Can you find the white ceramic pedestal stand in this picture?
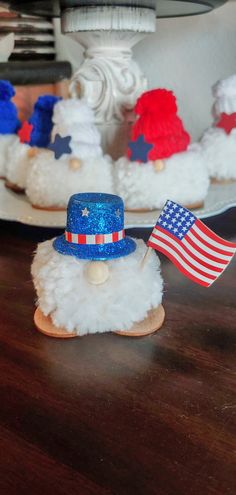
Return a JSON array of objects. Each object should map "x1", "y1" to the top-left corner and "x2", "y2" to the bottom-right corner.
[{"x1": 61, "y1": 6, "x2": 156, "y2": 158}]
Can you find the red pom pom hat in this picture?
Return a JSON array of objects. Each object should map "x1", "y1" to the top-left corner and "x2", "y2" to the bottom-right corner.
[{"x1": 128, "y1": 89, "x2": 190, "y2": 161}]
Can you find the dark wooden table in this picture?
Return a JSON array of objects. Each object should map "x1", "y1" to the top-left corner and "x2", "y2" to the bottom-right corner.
[{"x1": 0, "y1": 211, "x2": 235, "y2": 495}]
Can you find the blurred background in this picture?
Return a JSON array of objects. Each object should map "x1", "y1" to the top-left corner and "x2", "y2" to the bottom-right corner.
[{"x1": 54, "y1": 0, "x2": 236, "y2": 141}]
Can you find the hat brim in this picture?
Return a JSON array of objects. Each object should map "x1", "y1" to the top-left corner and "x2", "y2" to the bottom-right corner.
[{"x1": 53, "y1": 234, "x2": 136, "y2": 260}]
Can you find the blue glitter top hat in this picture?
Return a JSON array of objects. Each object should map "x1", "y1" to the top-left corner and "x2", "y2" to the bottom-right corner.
[
  {"x1": 53, "y1": 193, "x2": 136, "y2": 260},
  {"x1": 0, "y1": 80, "x2": 20, "y2": 134},
  {"x1": 28, "y1": 95, "x2": 61, "y2": 147}
]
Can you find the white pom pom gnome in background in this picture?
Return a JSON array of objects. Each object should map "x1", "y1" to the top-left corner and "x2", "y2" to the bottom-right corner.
[
  {"x1": 201, "y1": 74, "x2": 236, "y2": 183},
  {"x1": 115, "y1": 89, "x2": 209, "y2": 211},
  {"x1": 32, "y1": 193, "x2": 165, "y2": 338},
  {"x1": 26, "y1": 99, "x2": 114, "y2": 211},
  {"x1": 0, "y1": 80, "x2": 20, "y2": 180},
  {"x1": 5, "y1": 95, "x2": 60, "y2": 193}
]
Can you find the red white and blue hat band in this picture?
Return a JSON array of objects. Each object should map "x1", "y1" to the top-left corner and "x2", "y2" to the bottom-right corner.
[{"x1": 65, "y1": 229, "x2": 125, "y2": 245}]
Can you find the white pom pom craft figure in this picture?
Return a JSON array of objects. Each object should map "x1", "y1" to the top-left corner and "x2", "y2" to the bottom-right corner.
[
  {"x1": 26, "y1": 99, "x2": 114, "y2": 211},
  {"x1": 115, "y1": 89, "x2": 209, "y2": 211},
  {"x1": 201, "y1": 74, "x2": 236, "y2": 183},
  {"x1": 32, "y1": 193, "x2": 165, "y2": 338},
  {"x1": 5, "y1": 95, "x2": 60, "y2": 193}
]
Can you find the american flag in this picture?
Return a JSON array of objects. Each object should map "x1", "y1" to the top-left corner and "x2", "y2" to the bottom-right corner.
[{"x1": 147, "y1": 200, "x2": 236, "y2": 287}]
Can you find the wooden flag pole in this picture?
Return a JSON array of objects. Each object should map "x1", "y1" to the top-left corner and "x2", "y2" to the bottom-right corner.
[{"x1": 141, "y1": 246, "x2": 153, "y2": 269}]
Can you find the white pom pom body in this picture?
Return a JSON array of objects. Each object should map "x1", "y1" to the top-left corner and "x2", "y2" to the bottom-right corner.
[
  {"x1": 114, "y1": 148, "x2": 209, "y2": 210},
  {"x1": 31, "y1": 238, "x2": 163, "y2": 335},
  {"x1": 201, "y1": 127, "x2": 236, "y2": 181},
  {"x1": 26, "y1": 151, "x2": 114, "y2": 208},
  {"x1": 0, "y1": 134, "x2": 18, "y2": 178},
  {"x1": 6, "y1": 138, "x2": 32, "y2": 189}
]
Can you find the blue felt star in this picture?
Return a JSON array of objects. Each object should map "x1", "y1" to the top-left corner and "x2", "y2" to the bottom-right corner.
[
  {"x1": 128, "y1": 134, "x2": 153, "y2": 163},
  {"x1": 48, "y1": 134, "x2": 72, "y2": 160}
]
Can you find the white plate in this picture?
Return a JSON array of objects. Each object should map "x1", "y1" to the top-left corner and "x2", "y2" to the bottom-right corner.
[{"x1": 0, "y1": 180, "x2": 236, "y2": 229}]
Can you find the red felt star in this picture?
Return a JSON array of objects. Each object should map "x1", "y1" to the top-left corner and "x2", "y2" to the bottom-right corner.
[
  {"x1": 18, "y1": 121, "x2": 33, "y2": 143},
  {"x1": 216, "y1": 112, "x2": 236, "y2": 134}
]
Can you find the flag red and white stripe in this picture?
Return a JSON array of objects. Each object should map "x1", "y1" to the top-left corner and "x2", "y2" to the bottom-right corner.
[{"x1": 147, "y1": 201, "x2": 236, "y2": 287}]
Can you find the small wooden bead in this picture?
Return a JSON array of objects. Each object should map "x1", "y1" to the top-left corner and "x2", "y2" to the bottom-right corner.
[
  {"x1": 85, "y1": 261, "x2": 109, "y2": 285},
  {"x1": 154, "y1": 159, "x2": 165, "y2": 172},
  {"x1": 69, "y1": 158, "x2": 81, "y2": 171},
  {"x1": 27, "y1": 147, "x2": 39, "y2": 159}
]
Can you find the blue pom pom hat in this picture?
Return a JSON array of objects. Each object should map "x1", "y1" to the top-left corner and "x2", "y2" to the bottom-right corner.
[
  {"x1": 0, "y1": 80, "x2": 20, "y2": 134},
  {"x1": 53, "y1": 193, "x2": 136, "y2": 260},
  {"x1": 28, "y1": 95, "x2": 61, "y2": 148}
]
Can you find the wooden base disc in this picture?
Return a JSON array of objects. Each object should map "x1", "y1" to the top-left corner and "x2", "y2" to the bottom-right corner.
[
  {"x1": 34, "y1": 307, "x2": 78, "y2": 338},
  {"x1": 34, "y1": 304, "x2": 165, "y2": 339},
  {"x1": 5, "y1": 180, "x2": 25, "y2": 194},
  {"x1": 114, "y1": 305, "x2": 165, "y2": 337},
  {"x1": 184, "y1": 201, "x2": 204, "y2": 210},
  {"x1": 126, "y1": 207, "x2": 153, "y2": 213},
  {"x1": 32, "y1": 203, "x2": 66, "y2": 212},
  {"x1": 211, "y1": 178, "x2": 236, "y2": 185},
  {"x1": 126, "y1": 202, "x2": 203, "y2": 213}
]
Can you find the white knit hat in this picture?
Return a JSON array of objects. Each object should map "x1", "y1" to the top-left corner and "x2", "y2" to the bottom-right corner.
[
  {"x1": 213, "y1": 74, "x2": 236, "y2": 117},
  {"x1": 50, "y1": 97, "x2": 102, "y2": 158},
  {"x1": 52, "y1": 98, "x2": 95, "y2": 125}
]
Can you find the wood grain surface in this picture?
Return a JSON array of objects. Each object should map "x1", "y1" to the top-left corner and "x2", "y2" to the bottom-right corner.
[{"x1": 0, "y1": 210, "x2": 235, "y2": 495}]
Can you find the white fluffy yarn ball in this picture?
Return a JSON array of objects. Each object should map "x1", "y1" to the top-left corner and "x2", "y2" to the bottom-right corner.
[
  {"x1": 114, "y1": 147, "x2": 209, "y2": 210},
  {"x1": 0, "y1": 134, "x2": 18, "y2": 178},
  {"x1": 26, "y1": 151, "x2": 114, "y2": 208},
  {"x1": 52, "y1": 98, "x2": 95, "y2": 126},
  {"x1": 201, "y1": 127, "x2": 236, "y2": 180},
  {"x1": 32, "y1": 238, "x2": 163, "y2": 335},
  {"x1": 6, "y1": 138, "x2": 31, "y2": 189}
]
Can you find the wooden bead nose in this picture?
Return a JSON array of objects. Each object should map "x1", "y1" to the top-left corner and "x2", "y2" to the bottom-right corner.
[
  {"x1": 28, "y1": 147, "x2": 39, "y2": 159},
  {"x1": 69, "y1": 158, "x2": 81, "y2": 171},
  {"x1": 85, "y1": 261, "x2": 109, "y2": 285},
  {"x1": 154, "y1": 159, "x2": 165, "y2": 172}
]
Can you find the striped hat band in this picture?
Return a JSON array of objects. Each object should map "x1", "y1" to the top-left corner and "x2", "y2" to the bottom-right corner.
[{"x1": 65, "y1": 229, "x2": 125, "y2": 245}]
